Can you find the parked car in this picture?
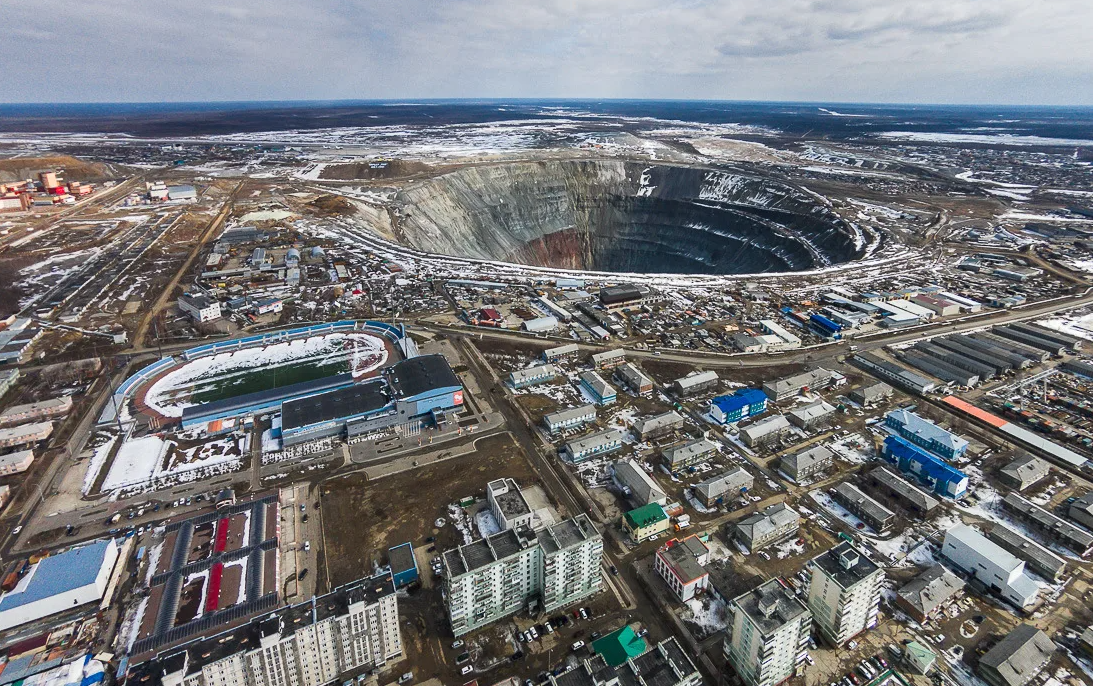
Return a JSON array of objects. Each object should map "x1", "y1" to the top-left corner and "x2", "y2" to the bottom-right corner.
[
  {"x1": 398, "y1": 673, "x2": 413, "y2": 684},
  {"x1": 460, "y1": 666, "x2": 473, "y2": 676},
  {"x1": 572, "y1": 641, "x2": 585, "y2": 651},
  {"x1": 451, "y1": 640, "x2": 464, "y2": 650},
  {"x1": 298, "y1": 569, "x2": 309, "y2": 580}
]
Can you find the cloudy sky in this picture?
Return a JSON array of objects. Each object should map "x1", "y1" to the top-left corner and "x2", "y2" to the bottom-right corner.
[{"x1": 2, "y1": 0, "x2": 1090, "y2": 105}]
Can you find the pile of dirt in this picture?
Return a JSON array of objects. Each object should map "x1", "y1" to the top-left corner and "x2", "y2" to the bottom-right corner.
[
  {"x1": 308, "y1": 194, "x2": 356, "y2": 216},
  {"x1": 0, "y1": 155, "x2": 117, "y2": 183},
  {"x1": 319, "y1": 159, "x2": 438, "y2": 181}
]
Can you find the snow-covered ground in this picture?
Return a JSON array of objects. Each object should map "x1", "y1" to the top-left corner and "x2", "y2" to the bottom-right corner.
[
  {"x1": 683, "y1": 595, "x2": 730, "y2": 637},
  {"x1": 98, "y1": 433, "x2": 244, "y2": 494}
]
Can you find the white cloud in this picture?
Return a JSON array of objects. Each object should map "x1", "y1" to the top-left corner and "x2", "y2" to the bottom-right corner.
[{"x1": 0, "y1": 0, "x2": 1089, "y2": 104}]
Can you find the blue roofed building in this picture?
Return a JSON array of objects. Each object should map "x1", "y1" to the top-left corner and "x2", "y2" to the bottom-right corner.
[
  {"x1": 0, "y1": 538, "x2": 119, "y2": 632},
  {"x1": 710, "y1": 389, "x2": 768, "y2": 425},
  {"x1": 884, "y1": 409, "x2": 969, "y2": 460},
  {"x1": 388, "y1": 542, "x2": 419, "y2": 588},
  {"x1": 881, "y1": 436, "x2": 969, "y2": 499}
]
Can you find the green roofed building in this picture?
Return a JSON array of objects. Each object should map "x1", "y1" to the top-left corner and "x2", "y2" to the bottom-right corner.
[
  {"x1": 904, "y1": 641, "x2": 936, "y2": 675},
  {"x1": 592, "y1": 625, "x2": 649, "y2": 667},
  {"x1": 622, "y1": 503, "x2": 669, "y2": 543}
]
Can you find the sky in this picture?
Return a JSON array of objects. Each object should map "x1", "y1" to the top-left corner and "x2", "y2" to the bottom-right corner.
[{"x1": 1, "y1": 0, "x2": 1090, "y2": 105}]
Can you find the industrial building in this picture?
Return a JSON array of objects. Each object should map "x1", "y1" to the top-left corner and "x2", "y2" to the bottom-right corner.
[
  {"x1": 599, "y1": 285, "x2": 652, "y2": 312},
  {"x1": 278, "y1": 355, "x2": 464, "y2": 448},
  {"x1": 987, "y1": 524, "x2": 1068, "y2": 583},
  {"x1": 894, "y1": 566, "x2": 964, "y2": 623},
  {"x1": 977, "y1": 624, "x2": 1056, "y2": 686},
  {"x1": 780, "y1": 445, "x2": 834, "y2": 483},
  {"x1": 662, "y1": 438, "x2": 717, "y2": 471},
  {"x1": 762, "y1": 368, "x2": 842, "y2": 401},
  {"x1": 740, "y1": 415, "x2": 791, "y2": 448},
  {"x1": 723, "y1": 578, "x2": 811, "y2": 686},
  {"x1": 563, "y1": 429, "x2": 623, "y2": 463},
  {"x1": 130, "y1": 573, "x2": 403, "y2": 686},
  {"x1": 633, "y1": 410, "x2": 684, "y2": 441},
  {"x1": 0, "y1": 538, "x2": 119, "y2": 632},
  {"x1": 694, "y1": 467, "x2": 754, "y2": 507},
  {"x1": 443, "y1": 515, "x2": 602, "y2": 636},
  {"x1": 613, "y1": 459, "x2": 667, "y2": 506},
  {"x1": 900, "y1": 349, "x2": 979, "y2": 387},
  {"x1": 510, "y1": 363, "x2": 557, "y2": 389},
  {"x1": 884, "y1": 409, "x2": 969, "y2": 460},
  {"x1": 849, "y1": 382, "x2": 893, "y2": 407},
  {"x1": 807, "y1": 542, "x2": 883, "y2": 646},
  {"x1": 543, "y1": 404, "x2": 596, "y2": 434},
  {"x1": 992, "y1": 325, "x2": 1069, "y2": 356},
  {"x1": 1001, "y1": 493, "x2": 1093, "y2": 557},
  {"x1": 542, "y1": 343, "x2": 579, "y2": 363},
  {"x1": 615, "y1": 363, "x2": 653, "y2": 395},
  {"x1": 998, "y1": 454, "x2": 1051, "y2": 491},
  {"x1": 622, "y1": 503, "x2": 669, "y2": 543},
  {"x1": 881, "y1": 436, "x2": 968, "y2": 498},
  {"x1": 710, "y1": 388, "x2": 768, "y2": 425},
  {"x1": 177, "y1": 293, "x2": 222, "y2": 323},
  {"x1": 940, "y1": 524, "x2": 1041, "y2": 609},
  {"x1": 1070, "y1": 493, "x2": 1093, "y2": 531},
  {"x1": 579, "y1": 371, "x2": 617, "y2": 406},
  {"x1": 862, "y1": 466, "x2": 939, "y2": 518},
  {"x1": 832, "y1": 482, "x2": 896, "y2": 533},
  {"x1": 654, "y1": 536, "x2": 710, "y2": 601},
  {"x1": 853, "y1": 352, "x2": 937, "y2": 394},
  {"x1": 786, "y1": 399, "x2": 836, "y2": 431},
  {"x1": 522, "y1": 316, "x2": 559, "y2": 333},
  {"x1": 673, "y1": 370, "x2": 719, "y2": 396},
  {"x1": 734, "y1": 502, "x2": 799, "y2": 552},
  {"x1": 758, "y1": 319, "x2": 802, "y2": 350}
]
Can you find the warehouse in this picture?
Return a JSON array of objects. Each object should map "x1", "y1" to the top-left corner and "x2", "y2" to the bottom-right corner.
[
  {"x1": 281, "y1": 355, "x2": 464, "y2": 447},
  {"x1": 833, "y1": 483, "x2": 895, "y2": 533},
  {"x1": 710, "y1": 388, "x2": 768, "y2": 425},
  {"x1": 673, "y1": 370, "x2": 719, "y2": 396},
  {"x1": 899, "y1": 348, "x2": 978, "y2": 387},
  {"x1": 633, "y1": 411, "x2": 684, "y2": 441},
  {"x1": 579, "y1": 371, "x2": 616, "y2": 406},
  {"x1": 1002, "y1": 493, "x2": 1093, "y2": 557},
  {"x1": 762, "y1": 368, "x2": 841, "y2": 401},
  {"x1": 543, "y1": 404, "x2": 596, "y2": 433},
  {"x1": 863, "y1": 466, "x2": 939, "y2": 518},
  {"x1": 739, "y1": 415, "x2": 791, "y2": 448},
  {"x1": 954, "y1": 335, "x2": 1032, "y2": 370},
  {"x1": 910, "y1": 294, "x2": 960, "y2": 317},
  {"x1": 940, "y1": 525, "x2": 1041, "y2": 610},
  {"x1": 780, "y1": 445, "x2": 834, "y2": 483},
  {"x1": 853, "y1": 352, "x2": 936, "y2": 394},
  {"x1": 987, "y1": 524, "x2": 1067, "y2": 583},
  {"x1": 694, "y1": 467, "x2": 754, "y2": 507},
  {"x1": 542, "y1": 343, "x2": 579, "y2": 363},
  {"x1": 522, "y1": 316, "x2": 559, "y2": 333},
  {"x1": 536, "y1": 297, "x2": 573, "y2": 323},
  {"x1": 615, "y1": 363, "x2": 653, "y2": 395},
  {"x1": 758, "y1": 319, "x2": 801, "y2": 350},
  {"x1": 972, "y1": 333, "x2": 1049, "y2": 363},
  {"x1": 662, "y1": 439, "x2": 717, "y2": 471},
  {"x1": 992, "y1": 326, "x2": 1067, "y2": 356},
  {"x1": 510, "y1": 364, "x2": 556, "y2": 389},
  {"x1": 913, "y1": 341, "x2": 996, "y2": 380},
  {"x1": 929, "y1": 337, "x2": 1012, "y2": 376},
  {"x1": 0, "y1": 539, "x2": 119, "y2": 632},
  {"x1": 1008, "y1": 322, "x2": 1081, "y2": 352},
  {"x1": 564, "y1": 429, "x2": 623, "y2": 463},
  {"x1": 613, "y1": 459, "x2": 667, "y2": 506}
]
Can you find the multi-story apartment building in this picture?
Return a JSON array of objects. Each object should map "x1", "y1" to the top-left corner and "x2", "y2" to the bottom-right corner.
[
  {"x1": 807, "y1": 542, "x2": 884, "y2": 646},
  {"x1": 724, "y1": 578, "x2": 811, "y2": 686},
  {"x1": 131, "y1": 573, "x2": 402, "y2": 686},
  {"x1": 443, "y1": 515, "x2": 602, "y2": 637}
]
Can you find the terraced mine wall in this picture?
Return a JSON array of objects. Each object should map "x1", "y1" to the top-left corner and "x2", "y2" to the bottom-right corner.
[{"x1": 393, "y1": 160, "x2": 863, "y2": 275}]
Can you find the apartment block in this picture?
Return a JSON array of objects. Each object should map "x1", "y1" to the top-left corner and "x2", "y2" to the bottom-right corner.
[
  {"x1": 807, "y1": 542, "x2": 883, "y2": 646},
  {"x1": 724, "y1": 579, "x2": 811, "y2": 686}
]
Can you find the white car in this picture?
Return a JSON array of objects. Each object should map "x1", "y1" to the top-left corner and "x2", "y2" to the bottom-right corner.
[
  {"x1": 572, "y1": 641, "x2": 585, "y2": 651},
  {"x1": 460, "y1": 666, "x2": 473, "y2": 676},
  {"x1": 10, "y1": 526, "x2": 22, "y2": 536}
]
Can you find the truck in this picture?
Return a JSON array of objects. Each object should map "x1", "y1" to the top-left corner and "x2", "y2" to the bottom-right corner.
[{"x1": 674, "y1": 514, "x2": 691, "y2": 531}]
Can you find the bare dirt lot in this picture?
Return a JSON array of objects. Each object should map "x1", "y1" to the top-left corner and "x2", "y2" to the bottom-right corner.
[{"x1": 319, "y1": 432, "x2": 544, "y2": 587}]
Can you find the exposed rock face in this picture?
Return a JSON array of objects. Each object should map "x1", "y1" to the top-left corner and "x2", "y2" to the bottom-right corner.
[{"x1": 394, "y1": 160, "x2": 862, "y2": 274}]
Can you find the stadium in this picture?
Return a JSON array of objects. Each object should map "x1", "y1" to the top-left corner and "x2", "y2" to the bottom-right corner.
[{"x1": 101, "y1": 321, "x2": 464, "y2": 448}]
